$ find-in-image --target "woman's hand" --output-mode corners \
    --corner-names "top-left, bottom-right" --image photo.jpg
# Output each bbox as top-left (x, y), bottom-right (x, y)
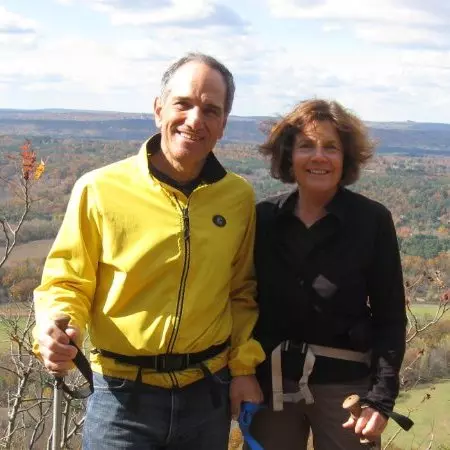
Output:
top-left (343, 406), bottom-right (388, 440)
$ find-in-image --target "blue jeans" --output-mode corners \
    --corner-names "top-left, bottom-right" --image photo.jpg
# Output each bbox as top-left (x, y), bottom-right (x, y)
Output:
top-left (82, 368), bottom-right (231, 449)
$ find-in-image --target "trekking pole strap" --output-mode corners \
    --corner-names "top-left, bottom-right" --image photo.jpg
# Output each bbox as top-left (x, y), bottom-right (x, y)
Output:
top-left (360, 397), bottom-right (414, 431)
top-left (57, 338), bottom-right (94, 399)
top-left (50, 315), bottom-right (94, 399)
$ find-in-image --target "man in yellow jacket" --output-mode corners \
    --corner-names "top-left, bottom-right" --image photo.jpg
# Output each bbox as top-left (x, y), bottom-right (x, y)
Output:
top-left (34, 52), bottom-right (265, 449)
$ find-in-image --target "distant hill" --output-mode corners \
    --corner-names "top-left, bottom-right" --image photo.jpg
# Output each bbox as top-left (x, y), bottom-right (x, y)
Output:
top-left (1, 109), bottom-right (449, 156)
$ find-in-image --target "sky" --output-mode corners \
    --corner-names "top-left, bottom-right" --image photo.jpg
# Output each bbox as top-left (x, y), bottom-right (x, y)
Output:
top-left (1, 0), bottom-right (450, 122)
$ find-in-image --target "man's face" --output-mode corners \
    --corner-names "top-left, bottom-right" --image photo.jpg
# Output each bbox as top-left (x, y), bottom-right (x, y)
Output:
top-left (154, 62), bottom-right (227, 168)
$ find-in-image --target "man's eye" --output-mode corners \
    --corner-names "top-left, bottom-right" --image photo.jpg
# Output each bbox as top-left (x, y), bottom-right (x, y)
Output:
top-left (205, 108), bottom-right (219, 116)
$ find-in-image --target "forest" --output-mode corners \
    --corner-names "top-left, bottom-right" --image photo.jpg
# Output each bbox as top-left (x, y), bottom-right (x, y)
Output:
top-left (0, 127), bottom-right (449, 448)
top-left (0, 134), bottom-right (449, 260)
top-left (0, 133), bottom-right (448, 307)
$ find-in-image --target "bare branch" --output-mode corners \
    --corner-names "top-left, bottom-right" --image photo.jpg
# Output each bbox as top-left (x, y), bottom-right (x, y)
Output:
top-left (382, 426), bottom-right (402, 449)
top-left (406, 301), bottom-right (449, 343)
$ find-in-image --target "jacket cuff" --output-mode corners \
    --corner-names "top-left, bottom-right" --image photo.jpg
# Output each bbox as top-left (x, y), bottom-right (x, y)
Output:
top-left (228, 338), bottom-right (265, 377)
top-left (229, 367), bottom-right (256, 377)
top-left (362, 391), bottom-right (395, 414)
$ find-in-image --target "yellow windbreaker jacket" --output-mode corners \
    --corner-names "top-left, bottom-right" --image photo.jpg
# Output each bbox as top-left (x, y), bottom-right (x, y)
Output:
top-left (34, 134), bottom-right (265, 388)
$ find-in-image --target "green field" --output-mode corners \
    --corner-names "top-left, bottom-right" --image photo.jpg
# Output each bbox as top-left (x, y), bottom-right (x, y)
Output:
top-left (0, 306), bottom-right (31, 352)
top-left (409, 303), bottom-right (447, 320)
top-left (0, 322), bottom-right (9, 352)
top-left (383, 380), bottom-right (450, 449)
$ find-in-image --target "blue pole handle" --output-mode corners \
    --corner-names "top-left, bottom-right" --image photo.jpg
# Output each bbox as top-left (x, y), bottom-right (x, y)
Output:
top-left (238, 402), bottom-right (265, 450)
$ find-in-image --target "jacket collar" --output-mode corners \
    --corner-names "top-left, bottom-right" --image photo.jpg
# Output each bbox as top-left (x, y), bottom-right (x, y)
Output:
top-left (275, 186), bottom-right (347, 224)
top-left (138, 133), bottom-right (227, 185)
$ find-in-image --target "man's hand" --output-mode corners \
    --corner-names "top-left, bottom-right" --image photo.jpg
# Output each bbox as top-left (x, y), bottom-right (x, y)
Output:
top-left (230, 374), bottom-right (263, 419)
top-left (343, 406), bottom-right (388, 440)
top-left (38, 322), bottom-right (79, 377)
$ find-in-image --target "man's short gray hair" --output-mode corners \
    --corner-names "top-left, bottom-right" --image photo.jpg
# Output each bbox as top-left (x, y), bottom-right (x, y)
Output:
top-left (160, 52), bottom-right (235, 116)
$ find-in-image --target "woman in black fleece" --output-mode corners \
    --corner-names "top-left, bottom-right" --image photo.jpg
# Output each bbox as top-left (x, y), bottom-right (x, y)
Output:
top-left (250, 99), bottom-right (407, 450)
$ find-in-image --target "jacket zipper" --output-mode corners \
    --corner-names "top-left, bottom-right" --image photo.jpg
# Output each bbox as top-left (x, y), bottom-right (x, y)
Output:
top-left (167, 198), bottom-right (191, 358)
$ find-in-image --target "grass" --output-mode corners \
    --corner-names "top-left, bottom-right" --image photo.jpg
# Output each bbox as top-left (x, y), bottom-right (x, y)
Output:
top-left (383, 380), bottom-right (450, 449)
top-left (0, 304), bottom-right (31, 352)
top-left (409, 303), bottom-right (447, 320)
top-left (0, 322), bottom-right (9, 353)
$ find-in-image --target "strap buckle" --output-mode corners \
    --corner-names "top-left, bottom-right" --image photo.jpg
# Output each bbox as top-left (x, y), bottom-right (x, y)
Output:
top-left (155, 353), bottom-right (190, 372)
top-left (282, 340), bottom-right (308, 354)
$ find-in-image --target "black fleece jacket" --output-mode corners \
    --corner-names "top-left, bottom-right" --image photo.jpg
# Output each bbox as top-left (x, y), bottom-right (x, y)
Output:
top-left (253, 187), bottom-right (407, 412)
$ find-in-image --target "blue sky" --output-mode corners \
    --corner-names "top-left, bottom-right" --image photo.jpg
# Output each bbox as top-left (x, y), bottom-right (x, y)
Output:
top-left (1, 0), bottom-right (450, 122)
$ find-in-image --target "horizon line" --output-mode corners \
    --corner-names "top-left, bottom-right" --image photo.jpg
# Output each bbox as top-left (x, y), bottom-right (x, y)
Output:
top-left (1, 108), bottom-right (450, 126)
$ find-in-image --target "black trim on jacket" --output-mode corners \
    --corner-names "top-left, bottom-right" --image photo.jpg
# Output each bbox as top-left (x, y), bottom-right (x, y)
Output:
top-left (146, 133), bottom-right (227, 193)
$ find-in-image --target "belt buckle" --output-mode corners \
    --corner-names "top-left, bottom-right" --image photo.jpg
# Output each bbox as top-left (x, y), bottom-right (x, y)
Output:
top-left (155, 354), bottom-right (189, 372)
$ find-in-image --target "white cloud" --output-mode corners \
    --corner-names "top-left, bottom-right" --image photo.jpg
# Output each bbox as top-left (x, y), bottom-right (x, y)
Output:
top-left (0, 6), bottom-right (38, 32)
top-left (0, 34), bottom-right (38, 48)
top-left (56, 0), bottom-right (246, 29)
top-left (3, 29), bottom-right (449, 121)
top-left (117, 30), bottom-right (266, 79)
top-left (0, 6), bottom-right (39, 47)
top-left (0, 38), bottom-right (149, 94)
top-left (84, 0), bottom-right (211, 23)
top-left (228, 41), bottom-right (450, 120)
top-left (355, 24), bottom-right (449, 48)
top-left (0, 30), bottom-right (264, 111)
top-left (322, 23), bottom-right (343, 32)
top-left (3, 1), bottom-right (450, 121)
top-left (267, 0), bottom-right (441, 25)
top-left (267, 0), bottom-right (450, 50)
top-left (106, 0), bottom-right (215, 25)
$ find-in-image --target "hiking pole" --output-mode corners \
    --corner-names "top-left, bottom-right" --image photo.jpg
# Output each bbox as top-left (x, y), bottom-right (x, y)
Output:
top-left (342, 394), bottom-right (376, 447)
top-left (51, 315), bottom-right (70, 450)
top-left (237, 402), bottom-right (265, 450)
top-left (343, 393), bottom-right (414, 444)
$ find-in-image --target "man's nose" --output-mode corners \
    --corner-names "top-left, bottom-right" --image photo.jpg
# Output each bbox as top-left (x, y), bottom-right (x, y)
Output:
top-left (185, 107), bottom-right (202, 129)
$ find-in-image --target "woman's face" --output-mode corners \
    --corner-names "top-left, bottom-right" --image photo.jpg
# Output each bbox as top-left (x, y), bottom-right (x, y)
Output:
top-left (291, 120), bottom-right (344, 196)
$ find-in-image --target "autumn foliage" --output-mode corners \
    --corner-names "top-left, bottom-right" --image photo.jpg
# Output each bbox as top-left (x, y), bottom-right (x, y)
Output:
top-left (6, 139), bottom-right (45, 182)
top-left (1, 139), bottom-right (46, 269)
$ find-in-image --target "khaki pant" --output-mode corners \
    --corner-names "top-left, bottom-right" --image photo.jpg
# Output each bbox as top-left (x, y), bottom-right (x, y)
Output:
top-left (247, 379), bottom-right (381, 450)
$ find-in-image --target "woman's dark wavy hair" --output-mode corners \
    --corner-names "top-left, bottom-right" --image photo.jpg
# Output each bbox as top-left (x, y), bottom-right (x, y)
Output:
top-left (260, 99), bottom-right (375, 186)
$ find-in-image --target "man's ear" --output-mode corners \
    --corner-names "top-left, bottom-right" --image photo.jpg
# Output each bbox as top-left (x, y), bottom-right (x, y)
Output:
top-left (154, 97), bottom-right (162, 129)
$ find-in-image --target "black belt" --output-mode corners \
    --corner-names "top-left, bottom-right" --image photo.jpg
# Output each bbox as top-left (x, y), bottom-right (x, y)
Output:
top-left (96, 338), bottom-right (231, 412)
top-left (97, 338), bottom-right (230, 372)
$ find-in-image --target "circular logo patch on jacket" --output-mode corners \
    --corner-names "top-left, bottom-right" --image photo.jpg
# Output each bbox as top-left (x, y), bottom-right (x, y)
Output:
top-left (213, 215), bottom-right (226, 227)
